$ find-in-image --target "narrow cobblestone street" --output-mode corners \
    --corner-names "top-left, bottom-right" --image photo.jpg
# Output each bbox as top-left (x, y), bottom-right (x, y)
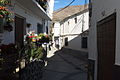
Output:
top-left (42, 48), bottom-right (88, 80)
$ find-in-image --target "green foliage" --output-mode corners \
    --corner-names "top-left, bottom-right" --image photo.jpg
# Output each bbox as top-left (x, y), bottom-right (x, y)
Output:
top-left (0, 0), bottom-right (14, 24)
top-left (24, 42), bottom-right (44, 62)
top-left (0, 0), bottom-right (10, 6)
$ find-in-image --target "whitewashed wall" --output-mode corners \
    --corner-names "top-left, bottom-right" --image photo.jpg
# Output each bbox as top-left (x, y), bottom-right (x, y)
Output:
top-left (0, 2), bottom-right (46, 45)
top-left (65, 35), bottom-right (88, 52)
top-left (53, 22), bottom-right (60, 37)
top-left (60, 11), bottom-right (89, 51)
top-left (47, 0), bottom-right (54, 18)
top-left (15, 3), bottom-right (43, 32)
top-left (89, 0), bottom-right (120, 65)
top-left (89, 0), bottom-right (120, 80)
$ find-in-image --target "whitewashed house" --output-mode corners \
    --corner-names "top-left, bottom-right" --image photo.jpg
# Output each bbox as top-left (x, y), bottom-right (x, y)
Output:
top-left (0, 0), bottom-right (54, 46)
top-left (53, 5), bottom-right (89, 52)
top-left (88, 0), bottom-right (120, 80)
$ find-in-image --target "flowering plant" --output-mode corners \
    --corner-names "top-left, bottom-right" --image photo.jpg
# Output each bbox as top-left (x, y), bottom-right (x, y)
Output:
top-left (24, 31), bottom-right (50, 61)
top-left (25, 31), bottom-right (50, 43)
top-left (0, 0), bottom-right (14, 32)
top-left (25, 31), bottom-right (38, 42)
top-left (0, 0), bottom-right (10, 6)
top-left (0, 6), bottom-right (11, 18)
top-left (38, 33), bottom-right (49, 43)
top-left (0, 0), bottom-right (12, 18)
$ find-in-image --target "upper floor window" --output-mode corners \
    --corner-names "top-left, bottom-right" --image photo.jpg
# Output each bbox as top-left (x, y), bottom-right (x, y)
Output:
top-left (68, 21), bottom-right (69, 25)
top-left (65, 37), bottom-right (68, 46)
top-left (74, 17), bottom-right (77, 23)
top-left (37, 23), bottom-right (43, 34)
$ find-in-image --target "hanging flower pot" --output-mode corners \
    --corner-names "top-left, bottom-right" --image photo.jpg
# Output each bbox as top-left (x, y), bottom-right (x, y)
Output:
top-left (0, 0), bottom-right (10, 6)
top-left (26, 23), bottom-right (31, 28)
top-left (0, 1), bottom-right (13, 19)
top-left (4, 22), bottom-right (13, 32)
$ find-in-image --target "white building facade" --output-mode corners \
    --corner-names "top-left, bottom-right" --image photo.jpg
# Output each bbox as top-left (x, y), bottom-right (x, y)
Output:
top-left (0, 0), bottom-right (54, 45)
top-left (53, 6), bottom-right (89, 52)
top-left (89, 0), bottom-right (120, 80)
top-left (60, 9), bottom-right (89, 52)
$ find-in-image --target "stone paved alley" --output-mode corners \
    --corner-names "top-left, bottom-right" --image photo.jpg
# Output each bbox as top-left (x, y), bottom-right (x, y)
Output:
top-left (42, 48), bottom-right (88, 80)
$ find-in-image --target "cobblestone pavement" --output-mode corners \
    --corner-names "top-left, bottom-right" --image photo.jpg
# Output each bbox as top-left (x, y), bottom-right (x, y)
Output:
top-left (42, 48), bottom-right (88, 80)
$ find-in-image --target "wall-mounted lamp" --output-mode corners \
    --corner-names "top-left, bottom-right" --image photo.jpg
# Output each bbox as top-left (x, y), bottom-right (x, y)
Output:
top-left (26, 23), bottom-right (31, 28)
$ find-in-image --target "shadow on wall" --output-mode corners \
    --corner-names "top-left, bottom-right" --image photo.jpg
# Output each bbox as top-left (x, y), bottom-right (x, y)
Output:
top-left (63, 34), bottom-right (88, 52)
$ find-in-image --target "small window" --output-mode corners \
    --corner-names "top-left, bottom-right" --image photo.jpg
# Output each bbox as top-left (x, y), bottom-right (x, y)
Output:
top-left (81, 37), bottom-right (87, 48)
top-left (46, 26), bottom-right (48, 34)
top-left (74, 17), bottom-right (77, 23)
top-left (37, 23), bottom-right (43, 34)
top-left (65, 37), bottom-right (68, 46)
top-left (68, 21), bottom-right (69, 25)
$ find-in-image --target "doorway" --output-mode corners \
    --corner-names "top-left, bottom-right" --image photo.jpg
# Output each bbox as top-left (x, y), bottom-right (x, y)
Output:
top-left (15, 15), bottom-right (26, 47)
top-left (97, 13), bottom-right (116, 80)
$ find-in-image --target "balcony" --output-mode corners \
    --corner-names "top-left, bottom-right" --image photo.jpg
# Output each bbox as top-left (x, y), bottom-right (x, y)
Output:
top-left (35, 0), bottom-right (48, 11)
top-left (16, 0), bottom-right (51, 20)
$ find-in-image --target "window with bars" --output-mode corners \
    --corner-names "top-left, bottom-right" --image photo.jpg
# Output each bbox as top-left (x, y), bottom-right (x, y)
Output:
top-left (81, 37), bottom-right (88, 48)
top-left (65, 37), bottom-right (68, 46)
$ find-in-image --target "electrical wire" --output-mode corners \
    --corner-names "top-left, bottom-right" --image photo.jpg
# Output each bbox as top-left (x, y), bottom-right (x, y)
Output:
top-left (54, 0), bottom-right (76, 14)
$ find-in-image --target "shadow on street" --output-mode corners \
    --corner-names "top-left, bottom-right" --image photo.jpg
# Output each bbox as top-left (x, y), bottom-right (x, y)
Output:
top-left (42, 48), bottom-right (88, 80)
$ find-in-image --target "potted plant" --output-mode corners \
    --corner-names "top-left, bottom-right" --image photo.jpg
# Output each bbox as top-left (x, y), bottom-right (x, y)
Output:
top-left (26, 23), bottom-right (31, 28)
top-left (4, 22), bottom-right (13, 32)
top-left (0, 0), bottom-right (13, 32)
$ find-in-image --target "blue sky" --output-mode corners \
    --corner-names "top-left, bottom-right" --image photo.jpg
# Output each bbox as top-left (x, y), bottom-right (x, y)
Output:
top-left (54, 0), bottom-right (89, 11)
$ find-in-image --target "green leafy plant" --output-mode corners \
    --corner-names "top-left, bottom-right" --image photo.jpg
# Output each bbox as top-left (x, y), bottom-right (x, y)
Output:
top-left (23, 42), bottom-right (44, 62)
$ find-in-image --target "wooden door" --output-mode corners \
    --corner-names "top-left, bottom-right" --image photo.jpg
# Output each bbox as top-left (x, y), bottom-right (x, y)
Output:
top-left (97, 13), bottom-right (116, 80)
top-left (15, 15), bottom-right (25, 47)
